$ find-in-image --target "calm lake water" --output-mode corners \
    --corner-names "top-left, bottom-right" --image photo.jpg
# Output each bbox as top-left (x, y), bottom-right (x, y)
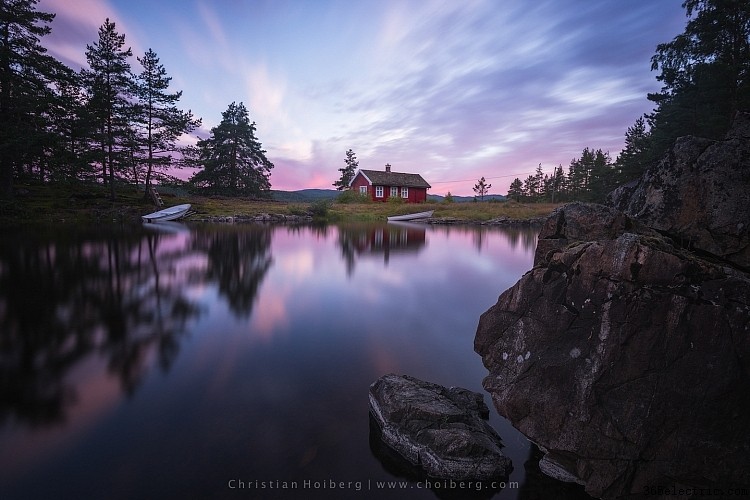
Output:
top-left (0, 221), bottom-right (590, 499)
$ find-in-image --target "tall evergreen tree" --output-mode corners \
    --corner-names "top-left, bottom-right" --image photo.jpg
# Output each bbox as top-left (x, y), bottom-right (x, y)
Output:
top-left (615, 116), bottom-right (653, 183)
top-left (0, 0), bottom-right (69, 197)
top-left (507, 177), bottom-right (523, 202)
top-left (190, 102), bottom-right (273, 196)
top-left (473, 176), bottom-right (491, 201)
top-left (550, 164), bottom-right (566, 203)
top-left (82, 18), bottom-right (134, 200)
top-left (50, 75), bottom-right (92, 182)
top-left (523, 175), bottom-right (535, 201)
top-left (588, 149), bottom-right (613, 202)
top-left (648, 0), bottom-right (750, 157)
top-left (534, 163), bottom-right (545, 201)
top-left (133, 48), bottom-right (200, 197)
top-left (333, 148), bottom-right (358, 190)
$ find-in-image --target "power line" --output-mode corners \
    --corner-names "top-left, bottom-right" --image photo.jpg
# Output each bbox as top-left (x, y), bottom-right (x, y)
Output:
top-left (430, 170), bottom-right (550, 184)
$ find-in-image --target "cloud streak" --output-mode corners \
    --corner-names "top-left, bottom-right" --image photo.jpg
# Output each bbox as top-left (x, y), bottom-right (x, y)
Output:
top-left (37, 0), bottom-right (687, 195)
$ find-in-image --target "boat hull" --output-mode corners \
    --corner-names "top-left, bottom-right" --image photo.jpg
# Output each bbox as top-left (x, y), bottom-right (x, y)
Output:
top-left (142, 204), bottom-right (192, 223)
top-left (386, 210), bottom-right (434, 222)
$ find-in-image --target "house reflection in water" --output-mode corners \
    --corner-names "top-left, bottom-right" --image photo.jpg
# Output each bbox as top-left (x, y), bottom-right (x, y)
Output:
top-left (338, 222), bottom-right (427, 275)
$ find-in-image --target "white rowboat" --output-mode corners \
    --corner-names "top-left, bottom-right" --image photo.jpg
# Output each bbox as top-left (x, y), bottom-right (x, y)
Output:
top-left (386, 210), bottom-right (434, 222)
top-left (142, 204), bottom-right (192, 223)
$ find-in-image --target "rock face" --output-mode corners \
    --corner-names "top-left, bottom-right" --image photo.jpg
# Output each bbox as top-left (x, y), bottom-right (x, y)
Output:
top-left (609, 112), bottom-right (750, 269)
top-left (475, 202), bottom-right (750, 498)
top-left (368, 374), bottom-right (512, 481)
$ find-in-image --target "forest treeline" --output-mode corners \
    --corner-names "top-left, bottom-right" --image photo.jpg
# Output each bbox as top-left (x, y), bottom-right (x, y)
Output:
top-left (507, 0), bottom-right (750, 203)
top-left (1, 0), bottom-right (748, 203)
top-left (0, 0), bottom-right (272, 201)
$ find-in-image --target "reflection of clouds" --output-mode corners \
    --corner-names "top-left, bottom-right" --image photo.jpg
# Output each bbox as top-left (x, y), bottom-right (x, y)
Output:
top-left (249, 292), bottom-right (289, 339)
top-left (278, 249), bottom-right (315, 279)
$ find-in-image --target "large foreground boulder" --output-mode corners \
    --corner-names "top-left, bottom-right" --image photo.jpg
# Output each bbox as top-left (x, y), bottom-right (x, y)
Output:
top-left (368, 374), bottom-right (512, 481)
top-left (475, 203), bottom-right (750, 498)
top-left (609, 112), bottom-right (750, 269)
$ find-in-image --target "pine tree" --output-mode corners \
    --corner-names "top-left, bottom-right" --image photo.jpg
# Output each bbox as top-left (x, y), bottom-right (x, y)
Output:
top-left (588, 149), bottom-right (613, 202)
top-left (616, 116), bottom-right (653, 182)
top-left (0, 0), bottom-right (70, 197)
top-left (133, 48), bottom-right (200, 197)
top-left (82, 18), bottom-right (134, 200)
top-left (333, 149), bottom-right (358, 190)
top-left (473, 176), bottom-right (491, 201)
top-left (190, 102), bottom-right (273, 196)
top-left (550, 164), bottom-right (566, 203)
top-left (567, 156), bottom-right (585, 200)
top-left (648, 0), bottom-right (750, 157)
top-left (50, 75), bottom-right (93, 182)
top-left (507, 178), bottom-right (523, 202)
top-left (523, 175), bottom-right (535, 200)
top-left (534, 164), bottom-right (545, 202)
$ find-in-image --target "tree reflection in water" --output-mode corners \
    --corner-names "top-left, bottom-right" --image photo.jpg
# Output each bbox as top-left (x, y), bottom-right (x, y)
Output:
top-left (337, 222), bottom-right (427, 275)
top-left (0, 226), bottom-right (201, 427)
top-left (191, 224), bottom-right (273, 318)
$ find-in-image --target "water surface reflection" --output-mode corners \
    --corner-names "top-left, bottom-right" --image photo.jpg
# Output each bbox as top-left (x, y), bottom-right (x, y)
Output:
top-left (0, 222), bottom-right (589, 499)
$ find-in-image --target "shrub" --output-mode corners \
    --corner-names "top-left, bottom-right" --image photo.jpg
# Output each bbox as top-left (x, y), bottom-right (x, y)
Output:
top-left (308, 199), bottom-right (332, 218)
top-left (336, 190), bottom-right (371, 204)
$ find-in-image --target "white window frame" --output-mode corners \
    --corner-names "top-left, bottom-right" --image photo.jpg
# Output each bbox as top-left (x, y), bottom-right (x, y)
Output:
top-left (401, 187), bottom-right (408, 198)
top-left (390, 186), bottom-right (398, 197)
top-left (375, 186), bottom-right (384, 198)
top-left (359, 185), bottom-right (368, 195)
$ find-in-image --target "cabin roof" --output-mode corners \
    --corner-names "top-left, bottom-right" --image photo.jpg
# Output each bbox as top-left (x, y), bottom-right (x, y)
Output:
top-left (353, 169), bottom-right (431, 188)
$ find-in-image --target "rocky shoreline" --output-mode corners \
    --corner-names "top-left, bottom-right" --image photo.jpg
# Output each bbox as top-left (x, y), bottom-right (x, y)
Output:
top-left (187, 213), bottom-right (314, 223)
top-left (186, 213), bottom-right (545, 226)
top-left (416, 216), bottom-right (545, 226)
top-left (474, 112), bottom-right (750, 498)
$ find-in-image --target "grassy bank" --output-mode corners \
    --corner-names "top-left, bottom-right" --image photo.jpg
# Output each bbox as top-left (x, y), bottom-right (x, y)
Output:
top-left (0, 183), bottom-right (559, 224)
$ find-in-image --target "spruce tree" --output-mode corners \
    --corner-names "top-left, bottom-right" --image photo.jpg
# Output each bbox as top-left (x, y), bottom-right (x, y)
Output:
top-left (615, 116), bottom-right (652, 183)
top-left (190, 102), bottom-right (273, 196)
top-left (333, 149), bottom-right (358, 190)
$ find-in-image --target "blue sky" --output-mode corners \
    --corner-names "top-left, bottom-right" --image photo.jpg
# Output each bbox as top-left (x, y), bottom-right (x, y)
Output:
top-left (38, 0), bottom-right (687, 195)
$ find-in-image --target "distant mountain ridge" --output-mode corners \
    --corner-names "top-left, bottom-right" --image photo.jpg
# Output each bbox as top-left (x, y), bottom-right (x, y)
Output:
top-left (272, 189), bottom-right (506, 203)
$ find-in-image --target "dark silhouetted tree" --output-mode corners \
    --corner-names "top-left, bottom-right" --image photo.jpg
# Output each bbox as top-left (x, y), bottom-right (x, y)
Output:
top-left (82, 18), bottom-right (134, 200)
top-left (473, 176), bottom-right (491, 201)
top-left (190, 102), bottom-right (273, 196)
top-left (615, 116), bottom-right (653, 182)
top-left (507, 178), bottom-right (523, 202)
top-left (550, 164), bottom-right (566, 203)
top-left (133, 48), bottom-right (200, 197)
top-left (333, 148), bottom-right (358, 190)
top-left (0, 0), bottom-right (70, 197)
top-left (647, 0), bottom-right (750, 157)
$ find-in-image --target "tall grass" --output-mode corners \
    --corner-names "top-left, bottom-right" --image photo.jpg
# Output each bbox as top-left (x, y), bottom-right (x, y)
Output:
top-left (2, 182), bottom-right (559, 224)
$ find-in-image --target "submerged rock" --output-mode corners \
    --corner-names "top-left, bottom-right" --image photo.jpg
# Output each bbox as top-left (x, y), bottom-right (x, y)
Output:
top-left (368, 374), bottom-right (512, 482)
top-left (475, 203), bottom-right (750, 498)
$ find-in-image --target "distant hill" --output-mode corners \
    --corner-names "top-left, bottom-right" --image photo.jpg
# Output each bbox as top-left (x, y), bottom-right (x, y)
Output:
top-left (272, 189), bottom-right (507, 203)
top-left (272, 189), bottom-right (340, 202)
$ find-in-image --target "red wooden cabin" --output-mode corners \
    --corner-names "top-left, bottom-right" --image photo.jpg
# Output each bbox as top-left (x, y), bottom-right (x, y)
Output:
top-left (348, 164), bottom-right (431, 203)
